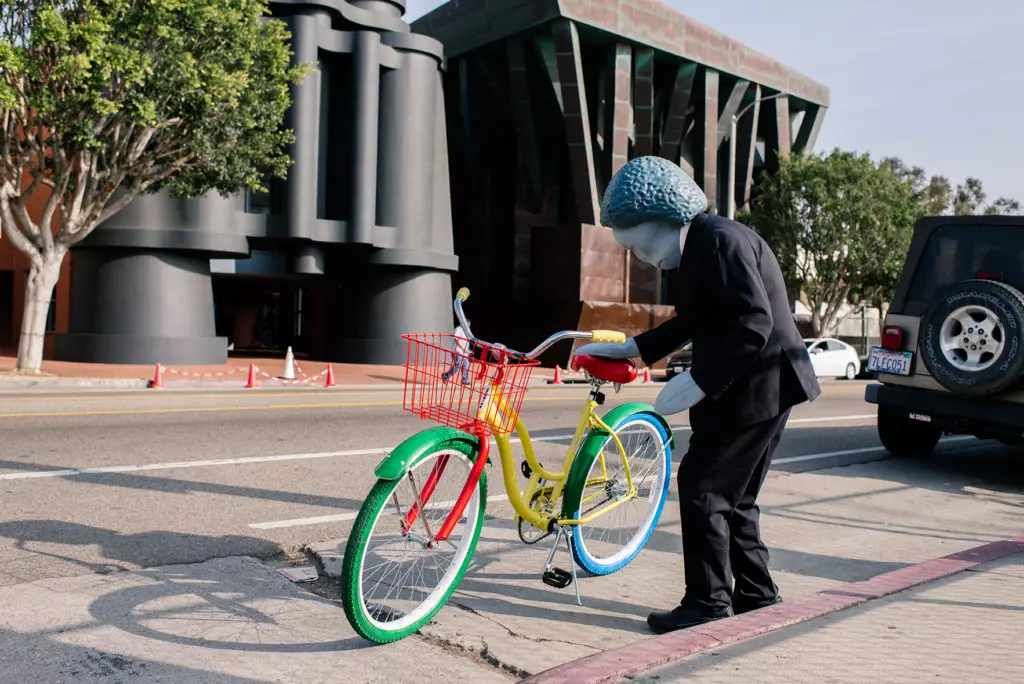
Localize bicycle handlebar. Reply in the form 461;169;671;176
453;287;625;360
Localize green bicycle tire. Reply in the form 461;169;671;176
560;407;673;576
341;435;487;643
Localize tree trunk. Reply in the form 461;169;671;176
15;250;65;373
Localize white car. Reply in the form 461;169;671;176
804;338;862;380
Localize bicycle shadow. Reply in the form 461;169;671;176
86;558;371;653
0;520;368;653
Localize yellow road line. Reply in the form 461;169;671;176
0;391;658;419
0;384;663;403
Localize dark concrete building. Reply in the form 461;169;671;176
54;0;455;366
21;0;827;367
412;0;829;364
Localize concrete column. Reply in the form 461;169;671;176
350;31;381;244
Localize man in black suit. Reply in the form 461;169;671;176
577;156;820;633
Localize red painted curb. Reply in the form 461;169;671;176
521;536;1024;684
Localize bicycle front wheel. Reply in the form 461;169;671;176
562;410;672;575
341;435;486;643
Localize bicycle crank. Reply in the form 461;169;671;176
518;486;553;544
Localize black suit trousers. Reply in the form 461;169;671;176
677;409;790;611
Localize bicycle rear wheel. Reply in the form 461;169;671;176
341;435;486;643
562;411;672;575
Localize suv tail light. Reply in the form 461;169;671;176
975;271;1002;281
881;326;904;351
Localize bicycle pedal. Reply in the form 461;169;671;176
542;567;573;589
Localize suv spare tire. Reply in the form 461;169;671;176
920;279;1024;397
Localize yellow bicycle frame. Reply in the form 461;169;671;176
474;381;636;532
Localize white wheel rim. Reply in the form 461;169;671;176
940;305;1005;372
576;418;668;566
356;449;480;632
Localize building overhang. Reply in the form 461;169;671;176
412;0;829;107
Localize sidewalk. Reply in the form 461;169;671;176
624;552;1023;683
0;355;590;391
0;354;662;391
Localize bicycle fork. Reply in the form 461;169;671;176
401;426;490;545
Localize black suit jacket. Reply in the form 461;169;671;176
634;212;820;432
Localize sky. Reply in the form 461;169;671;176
404;0;1023;204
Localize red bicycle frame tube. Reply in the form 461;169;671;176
400;428;489;543
401;453;451;535
434;428;489;542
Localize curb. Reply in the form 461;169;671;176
521;536;1024;684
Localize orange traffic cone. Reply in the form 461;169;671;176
642;367;652;383
245;363;257;388
150;363;164;389
325;363;336;388
552;365;564;384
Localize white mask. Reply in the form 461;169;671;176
612;220;684;270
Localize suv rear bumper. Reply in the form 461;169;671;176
865;383;1024;440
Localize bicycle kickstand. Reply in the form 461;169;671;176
540;525;582;606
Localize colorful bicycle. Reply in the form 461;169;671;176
340;288;675;643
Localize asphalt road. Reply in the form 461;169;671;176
0;379;1013;587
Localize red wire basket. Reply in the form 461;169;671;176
401;333;541;437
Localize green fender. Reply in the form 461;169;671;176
373;426;481;481
559;402;675;518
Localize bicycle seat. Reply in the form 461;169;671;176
571;354;638;384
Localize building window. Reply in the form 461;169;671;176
246;182;272;214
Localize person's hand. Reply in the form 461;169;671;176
654;369;705;415
575;338;640;359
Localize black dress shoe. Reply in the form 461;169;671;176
647;604;733;634
733;594;783;615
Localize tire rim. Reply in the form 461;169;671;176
356;449;479;633
575;418;668;566
846;364;856;380
939;304;1005;372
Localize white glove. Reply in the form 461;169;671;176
575;338;640;359
654;369;706;415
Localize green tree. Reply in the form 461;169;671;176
743;149;918;336
880;158;1020;217
0;0;308;372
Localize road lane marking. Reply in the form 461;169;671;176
0;384;668;403
249;494;514;529
0;413;878;482
245;433;979;531
0;413;876;483
0;391;661;419
773;435;973;465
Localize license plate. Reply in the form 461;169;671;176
867;347;913;376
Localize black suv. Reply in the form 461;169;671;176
865;215;1024;456
665;343;693;379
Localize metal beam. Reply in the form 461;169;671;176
699;69;719;211
506;38;542;211
717;78;751;147
659;62;697;164
610;43;632;177
632;47;655;158
733;83;761;211
550;19;600;224
793;104;825;155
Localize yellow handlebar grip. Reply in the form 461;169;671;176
456;287;470;302
591;329;626;344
